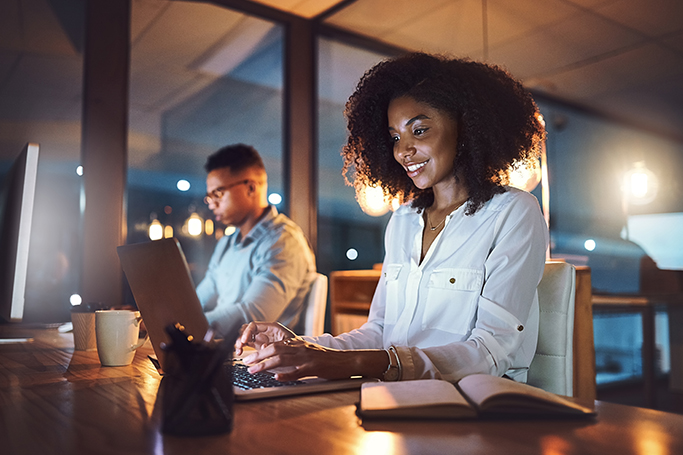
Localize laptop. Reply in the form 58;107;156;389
116;238;373;400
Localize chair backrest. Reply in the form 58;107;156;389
303;273;328;337
527;261;576;396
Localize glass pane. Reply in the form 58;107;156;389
127;0;284;286
317;38;390;275
0;0;84;322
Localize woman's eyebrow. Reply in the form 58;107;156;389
388;114;431;131
406;114;430;126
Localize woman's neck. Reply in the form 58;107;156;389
430;179;469;212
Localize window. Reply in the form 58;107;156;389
316;38;390;275
0;0;84;322
127;0;284;285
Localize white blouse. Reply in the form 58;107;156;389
307;187;548;382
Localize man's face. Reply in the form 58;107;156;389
205;168;253;227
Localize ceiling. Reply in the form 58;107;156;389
312;0;683;142
0;0;682;170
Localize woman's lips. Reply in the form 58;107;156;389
405;160;428;178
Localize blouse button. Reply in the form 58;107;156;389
517;325;524;332
449;277;456;284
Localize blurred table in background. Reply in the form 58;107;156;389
592;292;683;409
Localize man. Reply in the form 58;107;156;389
196;144;316;336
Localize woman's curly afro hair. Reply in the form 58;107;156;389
341;53;545;215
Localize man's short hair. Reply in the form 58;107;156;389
205;144;265;173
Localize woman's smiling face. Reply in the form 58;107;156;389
388;96;459;191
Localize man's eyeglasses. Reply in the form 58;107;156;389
203;179;250;205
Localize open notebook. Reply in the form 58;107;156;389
117;238;371;400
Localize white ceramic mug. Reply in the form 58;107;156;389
95;310;148;366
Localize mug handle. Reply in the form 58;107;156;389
130;315;149;351
130;333;149;351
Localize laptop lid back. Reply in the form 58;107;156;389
117;238;209;370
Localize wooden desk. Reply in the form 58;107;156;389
3;327;683;455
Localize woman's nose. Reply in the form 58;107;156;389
394;139;415;161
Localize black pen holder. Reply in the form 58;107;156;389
159;324;234;436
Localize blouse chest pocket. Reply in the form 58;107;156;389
423;268;484;336
382;264;403;325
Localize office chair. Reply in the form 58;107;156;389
303;273;328;337
527;261;577;396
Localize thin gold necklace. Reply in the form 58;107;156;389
427;200;467;231
427;211;447;231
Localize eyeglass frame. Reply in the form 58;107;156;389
203;179;251;205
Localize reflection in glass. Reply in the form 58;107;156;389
317;38;391;275
0;0;85;322
127;0;284;288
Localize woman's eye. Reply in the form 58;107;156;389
414;127;427;136
390;134;400;143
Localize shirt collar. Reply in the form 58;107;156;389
236;205;278;246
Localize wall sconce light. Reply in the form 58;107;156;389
621;161;659;241
623;161;658;205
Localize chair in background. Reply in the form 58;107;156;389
326;262;596;400
303;273;328;337
527;261;577;396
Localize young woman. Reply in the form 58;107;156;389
236;53;548;383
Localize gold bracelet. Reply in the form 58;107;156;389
389;346;402;380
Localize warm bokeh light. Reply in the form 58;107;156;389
540;435;571;455
635;420;669;455
623;161;658;205
356;183;399;217
70;294;82;306
163;225;173;238
205;219;214;236
356;431;402;455
148;219;163;240
509;158;542;192
225;226;236;236
187;212;204;236
631;172;648;198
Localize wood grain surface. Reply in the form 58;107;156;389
2;326;683;455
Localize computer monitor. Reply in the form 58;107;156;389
0;143;39;322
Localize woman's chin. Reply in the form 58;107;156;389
410;178;431;190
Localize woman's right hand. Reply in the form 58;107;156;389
234;321;296;356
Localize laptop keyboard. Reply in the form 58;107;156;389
232;362;305;390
